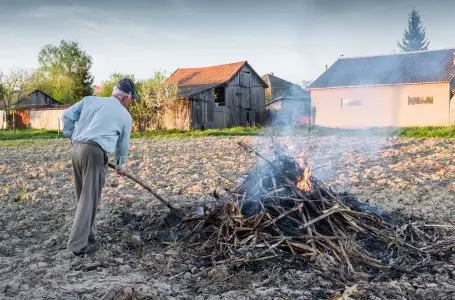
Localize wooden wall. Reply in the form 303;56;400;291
162;99;191;131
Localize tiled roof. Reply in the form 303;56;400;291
166;61;267;97
310;48;455;89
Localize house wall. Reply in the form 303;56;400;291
311;83;451;128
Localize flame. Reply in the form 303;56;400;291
297;167;312;193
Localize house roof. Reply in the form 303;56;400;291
166;61;267;97
265;96;311;108
18;89;61;104
262;73;310;99
310;48;455;89
262;73;294;89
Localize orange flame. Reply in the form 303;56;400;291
297;167;312;192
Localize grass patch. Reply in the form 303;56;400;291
0;129;63;140
132;126;260;138
396;126;455;138
0;126;453;144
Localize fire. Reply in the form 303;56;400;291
297;167;312;192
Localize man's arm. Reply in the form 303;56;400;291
114;118;133;172
62;98;86;139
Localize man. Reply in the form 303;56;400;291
62;78;139;255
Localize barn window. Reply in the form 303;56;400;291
341;98;362;107
240;71;251;87
408;96;433;105
214;87;225;106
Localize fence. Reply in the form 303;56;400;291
29;109;65;130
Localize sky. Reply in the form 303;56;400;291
0;0;453;85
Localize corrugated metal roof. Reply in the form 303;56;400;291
166;61;267;97
310;48;455;89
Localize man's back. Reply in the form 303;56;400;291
63;96;132;155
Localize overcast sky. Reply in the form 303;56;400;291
0;0;453;85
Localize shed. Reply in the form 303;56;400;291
166;61;268;129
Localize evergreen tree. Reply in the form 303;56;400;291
397;8;430;52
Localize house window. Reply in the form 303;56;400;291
214;87;225;106
408;96;433;105
341;98;362;107
240;71;251;87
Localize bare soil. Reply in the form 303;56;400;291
0;136;454;299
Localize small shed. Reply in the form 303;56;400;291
262;73;312;126
266;96;314;127
2;89;62;129
166;61;268;129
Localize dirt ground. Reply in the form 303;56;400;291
0;136;454;299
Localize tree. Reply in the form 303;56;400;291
397;8;430;52
129;72;177;131
37;40;94;103
0;67;32;130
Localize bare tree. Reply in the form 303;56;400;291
0;67;32;131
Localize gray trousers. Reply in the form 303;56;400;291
67;141;107;252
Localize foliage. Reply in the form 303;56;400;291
96;73;139;97
397;8;430;52
129;72;177;131
37;40;94;103
0;67;33;129
265;88;272;103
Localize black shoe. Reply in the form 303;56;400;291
88;234;97;243
72;243;99;256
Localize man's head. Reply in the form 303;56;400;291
112;78;139;107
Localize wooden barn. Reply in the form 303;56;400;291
165;61;268;129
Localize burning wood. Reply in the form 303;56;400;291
296;167;312;192
174;140;455;275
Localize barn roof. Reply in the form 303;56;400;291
166;61;267;97
310;48;455;89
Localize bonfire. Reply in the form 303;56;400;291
154;140;455;277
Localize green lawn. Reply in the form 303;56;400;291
131;126;260;138
395;126;455;138
0;126;453;144
0;129;63;140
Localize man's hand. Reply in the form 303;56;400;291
116;168;127;176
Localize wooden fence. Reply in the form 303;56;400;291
29;109;65;130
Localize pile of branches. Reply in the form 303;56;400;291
178;141;455;274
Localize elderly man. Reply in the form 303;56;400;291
62;78;139;255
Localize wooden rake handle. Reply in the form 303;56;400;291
107;162;177;212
